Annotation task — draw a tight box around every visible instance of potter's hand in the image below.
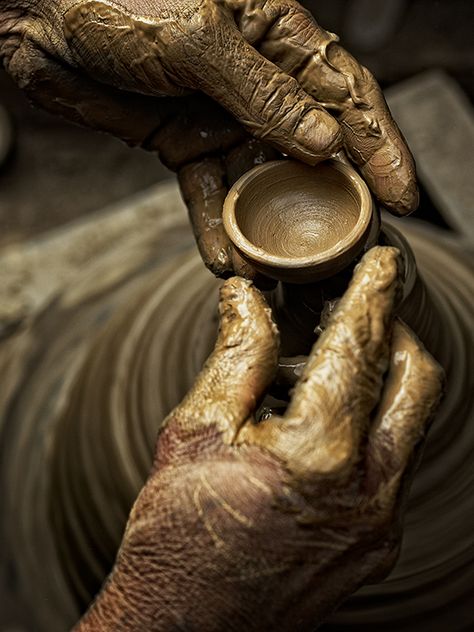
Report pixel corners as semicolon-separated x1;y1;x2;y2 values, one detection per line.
75;246;443;632
2;1;417;277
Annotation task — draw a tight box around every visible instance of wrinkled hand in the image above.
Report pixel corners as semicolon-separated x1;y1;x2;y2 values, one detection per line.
1;0;418;277
75;246;443;632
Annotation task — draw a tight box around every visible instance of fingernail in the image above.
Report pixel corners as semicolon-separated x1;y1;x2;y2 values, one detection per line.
294;109;343;163
385;181;420;217
362;145;419;216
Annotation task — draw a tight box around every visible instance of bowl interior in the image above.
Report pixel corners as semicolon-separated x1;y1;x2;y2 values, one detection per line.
232;161;365;262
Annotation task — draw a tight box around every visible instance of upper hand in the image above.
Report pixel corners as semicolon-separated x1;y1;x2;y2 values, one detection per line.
1;0;418;277
76;246;443;631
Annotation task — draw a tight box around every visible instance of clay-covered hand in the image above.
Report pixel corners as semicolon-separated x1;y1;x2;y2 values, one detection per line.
75;246;443;632
1;1;417;276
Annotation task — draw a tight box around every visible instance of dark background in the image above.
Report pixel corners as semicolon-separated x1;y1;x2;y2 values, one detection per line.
0;1;473;629
0;0;472;247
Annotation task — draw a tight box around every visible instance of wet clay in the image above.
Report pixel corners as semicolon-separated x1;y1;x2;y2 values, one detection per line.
238;174;359;259
1;0;417;280
49;245;440;632
224;158;380;356
2;201;473;630
0;0;467;628
224;160;375;283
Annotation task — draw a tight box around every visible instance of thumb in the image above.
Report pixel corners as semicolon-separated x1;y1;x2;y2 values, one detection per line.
181;20;343;164
155;277;279;466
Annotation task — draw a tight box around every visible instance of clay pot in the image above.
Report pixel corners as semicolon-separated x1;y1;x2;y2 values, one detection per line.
223;159;376;283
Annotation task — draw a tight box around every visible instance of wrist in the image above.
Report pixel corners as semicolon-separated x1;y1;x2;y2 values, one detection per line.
74;569;154;632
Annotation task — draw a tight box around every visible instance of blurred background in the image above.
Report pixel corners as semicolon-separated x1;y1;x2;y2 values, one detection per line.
0;0;472;247
0;0;473;629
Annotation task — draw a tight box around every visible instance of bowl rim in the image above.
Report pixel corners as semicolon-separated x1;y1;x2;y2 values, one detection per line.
222;158;374;271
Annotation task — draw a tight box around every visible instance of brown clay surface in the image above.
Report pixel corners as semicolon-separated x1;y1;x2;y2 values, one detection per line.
235;164;361;258
224;159;374;283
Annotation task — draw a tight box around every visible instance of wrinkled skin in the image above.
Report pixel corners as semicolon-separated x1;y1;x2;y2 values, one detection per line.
1;5;432;627
0;0;418;277
75;247;444;631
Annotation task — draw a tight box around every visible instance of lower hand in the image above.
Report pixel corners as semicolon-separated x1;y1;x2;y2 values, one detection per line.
75;246;443;631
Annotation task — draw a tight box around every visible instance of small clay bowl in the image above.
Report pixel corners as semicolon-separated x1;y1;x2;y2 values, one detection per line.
223;159;375;283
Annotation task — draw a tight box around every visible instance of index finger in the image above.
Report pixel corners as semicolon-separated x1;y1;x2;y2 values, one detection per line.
237;246;402;480
245;1;419;215
285;246;402;457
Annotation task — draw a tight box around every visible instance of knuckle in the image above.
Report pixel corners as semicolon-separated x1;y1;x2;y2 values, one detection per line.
245;61;303;131
307;435;355;476
322;445;354;474
262;75;304;125
0;13;34;81
0;16;19;69
169;6;224;69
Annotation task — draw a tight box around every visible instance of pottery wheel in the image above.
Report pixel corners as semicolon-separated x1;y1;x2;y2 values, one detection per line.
0;186;473;631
